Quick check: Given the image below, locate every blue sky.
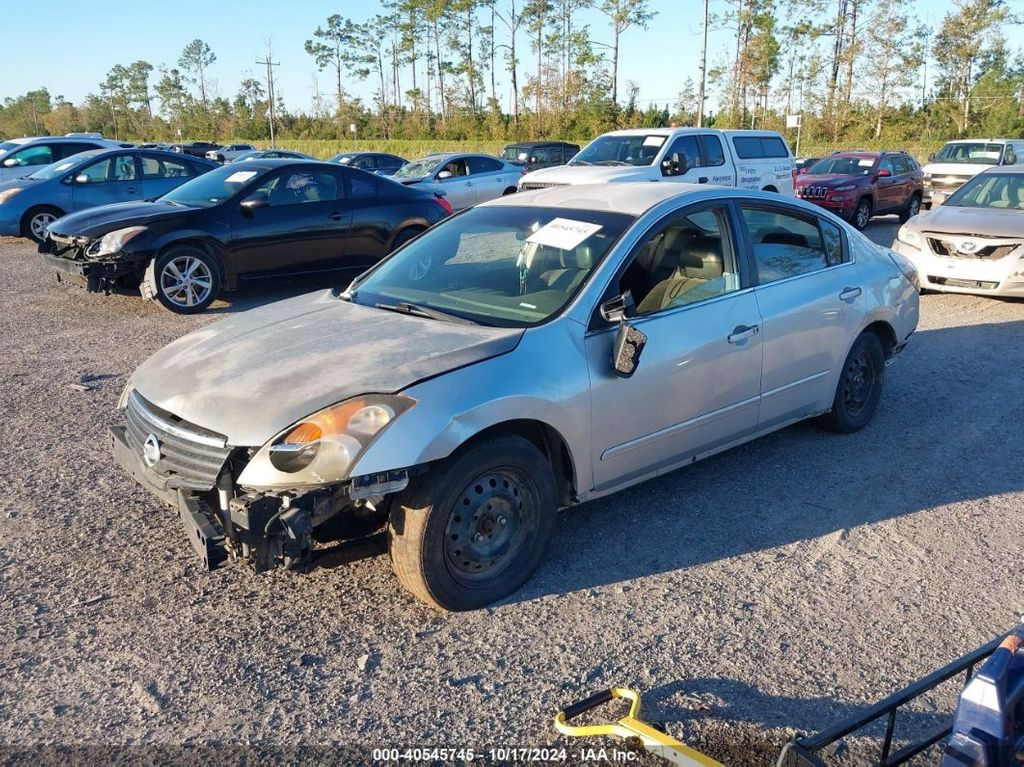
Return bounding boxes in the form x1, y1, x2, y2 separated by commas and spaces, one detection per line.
2, 0, 1018, 114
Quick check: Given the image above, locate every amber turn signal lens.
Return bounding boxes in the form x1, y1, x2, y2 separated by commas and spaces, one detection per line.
283, 422, 322, 444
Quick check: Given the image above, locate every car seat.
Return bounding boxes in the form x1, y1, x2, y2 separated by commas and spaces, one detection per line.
637, 236, 724, 314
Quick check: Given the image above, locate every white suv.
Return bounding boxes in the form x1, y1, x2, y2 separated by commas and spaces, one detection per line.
519, 128, 795, 195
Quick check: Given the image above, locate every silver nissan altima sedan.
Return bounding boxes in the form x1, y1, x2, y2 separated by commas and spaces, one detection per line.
111, 183, 920, 610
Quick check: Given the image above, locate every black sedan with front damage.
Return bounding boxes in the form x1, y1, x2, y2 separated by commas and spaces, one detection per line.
40, 160, 451, 313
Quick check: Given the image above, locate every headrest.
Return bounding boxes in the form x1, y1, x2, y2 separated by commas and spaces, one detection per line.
761, 230, 809, 248
679, 236, 723, 280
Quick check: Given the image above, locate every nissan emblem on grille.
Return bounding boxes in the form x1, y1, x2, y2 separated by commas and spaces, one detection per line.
143, 433, 162, 467
958, 240, 978, 253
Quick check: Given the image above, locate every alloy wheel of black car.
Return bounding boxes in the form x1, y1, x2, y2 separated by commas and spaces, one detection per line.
387, 435, 557, 611
853, 198, 872, 230
142, 246, 221, 314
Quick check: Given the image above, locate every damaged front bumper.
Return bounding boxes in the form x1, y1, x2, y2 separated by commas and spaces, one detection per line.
39, 236, 146, 292
110, 422, 410, 574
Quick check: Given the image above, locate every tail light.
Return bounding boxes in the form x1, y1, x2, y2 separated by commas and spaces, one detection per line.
434, 194, 453, 216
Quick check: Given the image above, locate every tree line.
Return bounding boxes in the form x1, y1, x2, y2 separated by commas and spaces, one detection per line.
1, 0, 1020, 151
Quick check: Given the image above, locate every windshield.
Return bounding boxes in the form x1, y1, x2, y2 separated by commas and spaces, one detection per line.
944, 173, 1024, 209
502, 146, 529, 162
808, 156, 876, 176
160, 165, 264, 208
27, 152, 94, 180
571, 135, 665, 166
932, 142, 1004, 165
350, 206, 635, 327
395, 156, 442, 179
331, 154, 355, 164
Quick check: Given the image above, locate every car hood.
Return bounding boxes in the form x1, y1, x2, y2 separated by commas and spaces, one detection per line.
128, 290, 524, 447
797, 174, 864, 187
912, 205, 1024, 239
48, 200, 192, 237
922, 162, 993, 177
0, 176, 45, 192
522, 165, 654, 184
388, 175, 431, 186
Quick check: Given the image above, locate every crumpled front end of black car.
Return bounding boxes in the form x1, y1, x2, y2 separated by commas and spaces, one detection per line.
38, 233, 148, 293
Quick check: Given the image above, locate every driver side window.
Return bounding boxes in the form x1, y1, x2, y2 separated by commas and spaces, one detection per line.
617, 206, 741, 316
664, 136, 702, 170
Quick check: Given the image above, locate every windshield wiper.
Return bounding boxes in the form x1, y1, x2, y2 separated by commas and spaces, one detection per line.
374, 301, 476, 325
594, 160, 630, 166
570, 160, 593, 166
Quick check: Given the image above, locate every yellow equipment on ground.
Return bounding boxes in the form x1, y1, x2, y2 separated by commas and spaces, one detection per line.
554, 687, 724, 767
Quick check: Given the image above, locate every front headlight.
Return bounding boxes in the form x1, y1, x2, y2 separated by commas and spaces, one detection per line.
897, 225, 923, 250
237, 394, 416, 489
833, 184, 856, 192
94, 225, 148, 257
0, 187, 23, 205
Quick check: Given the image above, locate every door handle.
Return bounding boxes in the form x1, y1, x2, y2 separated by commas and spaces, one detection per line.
328, 211, 344, 221
126, 187, 138, 193
698, 176, 709, 183
465, 181, 474, 186
727, 324, 759, 344
839, 286, 862, 301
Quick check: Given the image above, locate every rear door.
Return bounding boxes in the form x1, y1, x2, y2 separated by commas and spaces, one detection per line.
227, 166, 352, 279
586, 203, 763, 491
738, 203, 863, 430
70, 152, 142, 210
466, 155, 511, 203
140, 153, 196, 198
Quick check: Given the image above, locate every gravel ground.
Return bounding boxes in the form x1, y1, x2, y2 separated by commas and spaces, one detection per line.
1, 218, 1022, 765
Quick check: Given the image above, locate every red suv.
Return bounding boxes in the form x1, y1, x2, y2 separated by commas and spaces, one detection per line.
795, 151, 924, 230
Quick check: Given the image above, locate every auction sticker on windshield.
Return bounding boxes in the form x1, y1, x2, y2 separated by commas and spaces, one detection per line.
858, 159, 874, 167
643, 135, 666, 147
225, 171, 258, 183
526, 218, 603, 250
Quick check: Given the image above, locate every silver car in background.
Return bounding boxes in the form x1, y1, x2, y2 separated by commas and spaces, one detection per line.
388, 152, 522, 210
110, 184, 919, 610
205, 144, 255, 163
894, 166, 1024, 297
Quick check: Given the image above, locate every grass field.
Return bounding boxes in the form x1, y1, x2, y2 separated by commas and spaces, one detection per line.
252, 138, 944, 163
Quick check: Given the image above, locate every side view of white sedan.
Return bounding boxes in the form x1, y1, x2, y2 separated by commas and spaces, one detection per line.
112, 183, 920, 610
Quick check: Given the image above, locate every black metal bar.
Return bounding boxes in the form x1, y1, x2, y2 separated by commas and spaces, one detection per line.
796, 633, 1005, 752
880, 709, 897, 760
882, 722, 956, 766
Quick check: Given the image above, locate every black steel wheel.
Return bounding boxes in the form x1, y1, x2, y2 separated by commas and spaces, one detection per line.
821, 332, 886, 433
388, 435, 557, 611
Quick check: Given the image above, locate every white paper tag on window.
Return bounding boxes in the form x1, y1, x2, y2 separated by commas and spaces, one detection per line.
54, 162, 75, 172
858, 159, 874, 167
527, 218, 603, 250
225, 171, 258, 183
643, 135, 666, 148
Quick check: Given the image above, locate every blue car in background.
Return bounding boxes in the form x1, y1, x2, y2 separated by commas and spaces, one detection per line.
0, 148, 217, 242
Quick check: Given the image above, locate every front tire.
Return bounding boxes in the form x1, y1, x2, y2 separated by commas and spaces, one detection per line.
141, 245, 220, 314
502, 187, 518, 196
821, 333, 886, 433
22, 206, 63, 244
387, 435, 557, 611
852, 197, 872, 230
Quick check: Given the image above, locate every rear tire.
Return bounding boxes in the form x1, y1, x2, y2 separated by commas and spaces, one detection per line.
21, 206, 64, 244
899, 193, 921, 222
387, 435, 557, 611
821, 333, 886, 433
142, 245, 220, 314
389, 226, 424, 253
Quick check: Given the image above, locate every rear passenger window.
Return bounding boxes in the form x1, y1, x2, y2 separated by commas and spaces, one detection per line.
141, 155, 193, 179
759, 137, 790, 158
821, 219, 845, 266
741, 206, 834, 283
699, 135, 726, 166
467, 156, 504, 174
732, 136, 791, 160
349, 172, 379, 198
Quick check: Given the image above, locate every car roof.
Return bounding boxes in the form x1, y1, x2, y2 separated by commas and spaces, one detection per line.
978, 165, 1024, 175
483, 182, 806, 217
505, 140, 578, 148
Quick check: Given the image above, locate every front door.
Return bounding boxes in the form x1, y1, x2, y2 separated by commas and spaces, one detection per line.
659, 134, 737, 187
435, 157, 478, 210
586, 204, 763, 491
737, 203, 864, 430
227, 167, 352, 280
70, 152, 142, 210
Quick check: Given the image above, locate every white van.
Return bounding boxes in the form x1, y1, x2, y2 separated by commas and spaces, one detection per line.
519, 128, 795, 194
922, 139, 1024, 208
